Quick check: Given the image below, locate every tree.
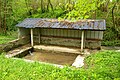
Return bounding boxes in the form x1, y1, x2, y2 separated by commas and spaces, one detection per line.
47, 0, 54, 12
0, 0, 2, 32
64, 0, 101, 20
3, 0, 7, 33
41, 0, 45, 13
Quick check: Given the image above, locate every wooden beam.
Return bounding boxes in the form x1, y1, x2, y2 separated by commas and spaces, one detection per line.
31, 28, 34, 47
84, 31, 86, 48
38, 29, 41, 43
18, 28, 20, 39
39, 35, 102, 41
81, 30, 84, 52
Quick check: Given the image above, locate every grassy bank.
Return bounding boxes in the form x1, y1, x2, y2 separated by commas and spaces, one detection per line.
0, 51, 120, 80
0, 31, 17, 44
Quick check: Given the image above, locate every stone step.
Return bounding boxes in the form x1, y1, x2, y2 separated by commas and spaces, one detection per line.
34, 45, 82, 54
6, 44, 32, 58
72, 55, 85, 68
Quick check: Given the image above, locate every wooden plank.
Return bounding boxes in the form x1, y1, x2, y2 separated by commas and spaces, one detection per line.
39, 29, 41, 43
18, 28, 20, 39
95, 31, 99, 39
90, 31, 95, 39
81, 31, 84, 52
99, 31, 103, 39
40, 35, 102, 41
31, 28, 34, 47
84, 31, 86, 48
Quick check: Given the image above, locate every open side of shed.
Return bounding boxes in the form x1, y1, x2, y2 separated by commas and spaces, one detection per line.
16, 18, 106, 52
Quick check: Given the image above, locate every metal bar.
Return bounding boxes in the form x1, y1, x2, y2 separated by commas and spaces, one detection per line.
31, 28, 34, 47
81, 30, 84, 52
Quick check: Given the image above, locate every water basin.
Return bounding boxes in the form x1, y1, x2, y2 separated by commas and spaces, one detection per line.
24, 50, 78, 65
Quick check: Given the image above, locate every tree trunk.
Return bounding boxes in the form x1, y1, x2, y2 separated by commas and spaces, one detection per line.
112, 2, 117, 29
47, 0, 54, 12
105, 0, 110, 12
0, 0, 2, 33
41, 0, 45, 13
25, 0, 32, 16
3, 0, 7, 34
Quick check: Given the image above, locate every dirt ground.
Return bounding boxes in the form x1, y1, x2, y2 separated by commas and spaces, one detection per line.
24, 51, 78, 65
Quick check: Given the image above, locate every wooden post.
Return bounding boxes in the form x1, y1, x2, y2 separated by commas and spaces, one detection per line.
81, 30, 84, 52
38, 29, 41, 44
31, 28, 34, 47
18, 28, 20, 39
84, 31, 86, 48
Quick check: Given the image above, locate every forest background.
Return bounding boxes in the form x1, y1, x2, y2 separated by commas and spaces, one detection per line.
0, 0, 120, 46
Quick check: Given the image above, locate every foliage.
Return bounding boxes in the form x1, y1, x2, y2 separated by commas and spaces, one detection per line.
102, 0, 120, 41
31, 9, 64, 18
0, 31, 17, 44
64, 0, 104, 20
0, 51, 120, 80
102, 40, 120, 46
85, 51, 120, 79
0, 0, 120, 46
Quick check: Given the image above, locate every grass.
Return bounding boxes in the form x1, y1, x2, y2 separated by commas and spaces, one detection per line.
0, 31, 120, 79
0, 31, 17, 44
0, 51, 120, 80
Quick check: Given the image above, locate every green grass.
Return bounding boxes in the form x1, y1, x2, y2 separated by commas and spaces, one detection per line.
0, 31, 17, 44
0, 51, 120, 80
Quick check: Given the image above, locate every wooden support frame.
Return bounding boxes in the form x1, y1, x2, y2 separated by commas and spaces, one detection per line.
18, 28, 20, 39
38, 28, 41, 43
31, 28, 34, 47
81, 30, 84, 52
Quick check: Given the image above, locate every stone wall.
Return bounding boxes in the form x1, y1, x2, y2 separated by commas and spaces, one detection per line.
17, 28, 102, 49
41, 37, 81, 47
39, 37, 101, 49
85, 41, 101, 49
0, 37, 30, 54
33, 28, 103, 49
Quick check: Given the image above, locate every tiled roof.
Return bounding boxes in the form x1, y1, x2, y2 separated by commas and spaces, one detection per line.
16, 18, 106, 30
